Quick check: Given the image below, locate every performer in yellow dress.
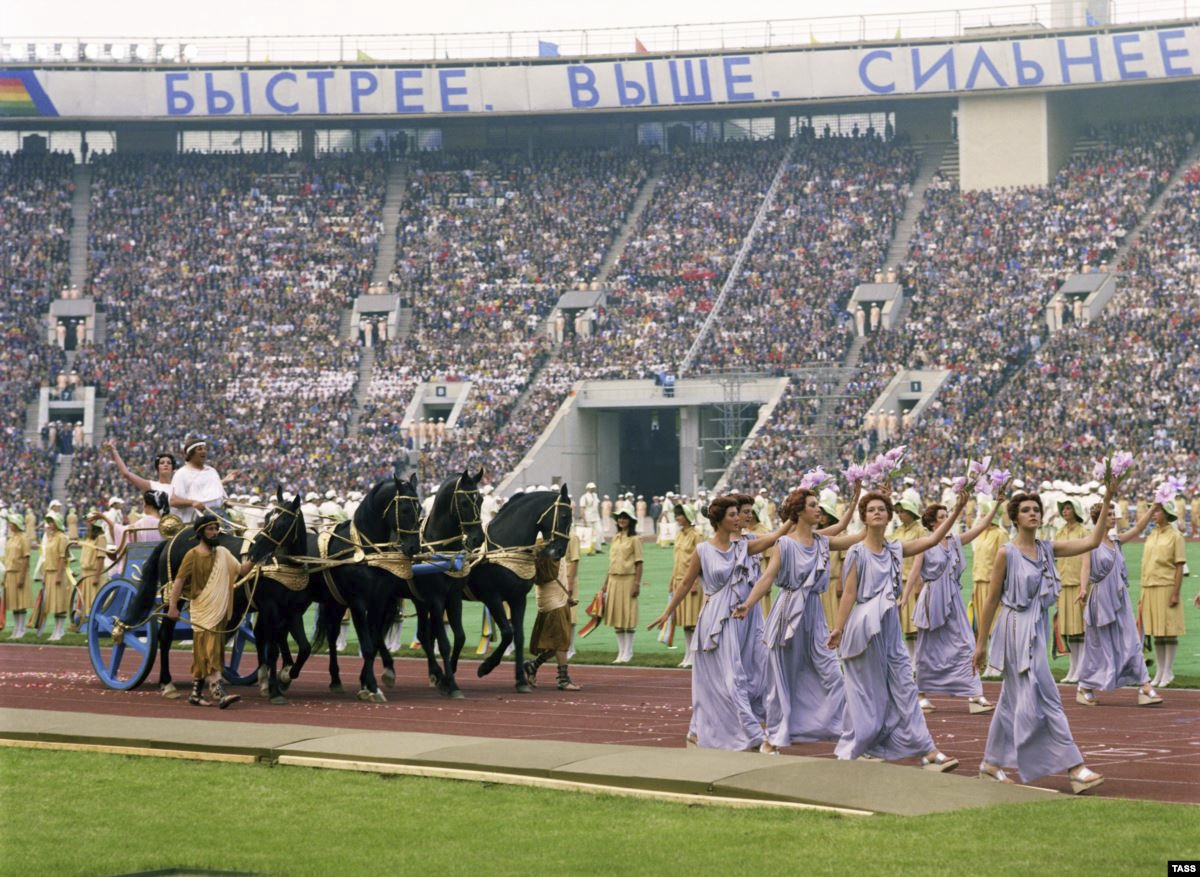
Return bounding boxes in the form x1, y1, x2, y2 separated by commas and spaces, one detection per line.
970, 499, 1009, 634
892, 497, 924, 668
74, 516, 109, 631
1055, 497, 1090, 683
602, 509, 643, 664
669, 503, 703, 667
4, 513, 32, 638
1140, 502, 1187, 687
41, 512, 75, 641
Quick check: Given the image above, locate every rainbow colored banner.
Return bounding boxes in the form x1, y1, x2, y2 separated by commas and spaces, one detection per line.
0, 70, 58, 117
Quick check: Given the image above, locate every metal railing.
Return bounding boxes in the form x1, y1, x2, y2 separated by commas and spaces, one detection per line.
2, 1, 1193, 65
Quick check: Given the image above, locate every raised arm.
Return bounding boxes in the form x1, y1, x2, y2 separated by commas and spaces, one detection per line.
733, 549, 782, 618
105, 441, 151, 493
972, 548, 1008, 673
902, 492, 967, 557
1053, 479, 1117, 558
746, 520, 791, 557
827, 528, 866, 552
961, 488, 1007, 546
647, 551, 701, 630
1116, 504, 1154, 545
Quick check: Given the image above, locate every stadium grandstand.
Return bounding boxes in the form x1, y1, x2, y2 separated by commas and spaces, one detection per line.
2, 0, 1198, 521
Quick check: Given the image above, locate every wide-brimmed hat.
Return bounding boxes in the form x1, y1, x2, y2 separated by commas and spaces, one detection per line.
44, 511, 65, 530
673, 503, 696, 525
1158, 502, 1179, 522
1058, 497, 1085, 523
6, 512, 24, 530
897, 498, 921, 518
818, 489, 839, 521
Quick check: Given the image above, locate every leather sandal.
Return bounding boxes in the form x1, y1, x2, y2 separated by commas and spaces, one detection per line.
968, 696, 994, 714
1137, 687, 1162, 706
1075, 688, 1097, 706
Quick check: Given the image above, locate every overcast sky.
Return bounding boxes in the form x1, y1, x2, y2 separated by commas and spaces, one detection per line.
10, 0, 1033, 37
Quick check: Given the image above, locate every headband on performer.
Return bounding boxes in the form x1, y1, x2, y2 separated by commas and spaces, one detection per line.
184, 440, 208, 458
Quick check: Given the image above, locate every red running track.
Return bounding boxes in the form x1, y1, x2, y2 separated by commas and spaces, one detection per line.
1, 644, 1197, 804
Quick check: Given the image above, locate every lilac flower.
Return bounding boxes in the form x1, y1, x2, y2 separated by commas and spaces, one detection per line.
842, 462, 868, 485
1154, 475, 1186, 506
799, 466, 833, 492
968, 455, 992, 478
1111, 451, 1134, 478
950, 476, 966, 494
1091, 458, 1107, 482
988, 469, 1010, 494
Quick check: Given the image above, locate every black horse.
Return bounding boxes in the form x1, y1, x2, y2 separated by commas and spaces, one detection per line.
466, 485, 573, 692
133, 509, 281, 697
247, 489, 322, 705
312, 474, 422, 702
405, 469, 485, 698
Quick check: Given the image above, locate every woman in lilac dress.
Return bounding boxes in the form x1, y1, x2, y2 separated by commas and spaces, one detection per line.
649, 495, 787, 751
973, 483, 1117, 793
1076, 499, 1161, 707
733, 483, 862, 753
901, 488, 1008, 714
827, 489, 967, 770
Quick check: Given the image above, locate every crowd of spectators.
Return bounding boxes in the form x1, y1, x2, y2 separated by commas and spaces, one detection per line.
0, 152, 72, 511
825, 119, 1199, 500
67, 152, 384, 503
909, 160, 1200, 498
8, 122, 1198, 514
695, 131, 916, 374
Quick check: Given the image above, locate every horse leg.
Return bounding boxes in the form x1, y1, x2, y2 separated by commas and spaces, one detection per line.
431, 596, 462, 699
447, 588, 466, 679
156, 616, 176, 688
253, 612, 271, 697
415, 603, 443, 688
476, 593, 514, 678
378, 594, 397, 690
281, 610, 311, 689
324, 603, 345, 693
350, 601, 384, 703
510, 590, 533, 693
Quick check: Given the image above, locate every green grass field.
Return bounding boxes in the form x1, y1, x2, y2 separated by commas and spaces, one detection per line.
5, 539, 1199, 686
0, 748, 1195, 877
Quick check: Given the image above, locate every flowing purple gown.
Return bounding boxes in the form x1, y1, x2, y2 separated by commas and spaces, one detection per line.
1077, 541, 1149, 691
982, 541, 1083, 782
762, 535, 846, 746
688, 539, 766, 750
834, 541, 936, 761
913, 533, 984, 697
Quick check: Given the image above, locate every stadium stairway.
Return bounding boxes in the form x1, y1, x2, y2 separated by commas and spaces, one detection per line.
595, 155, 665, 284
1111, 137, 1200, 268
369, 160, 408, 290
51, 454, 72, 505
935, 141, 959, 185
680, 137, 799, 375
346, 345, 375, 439
68, 162, 91, 291
882, 140, 948, 271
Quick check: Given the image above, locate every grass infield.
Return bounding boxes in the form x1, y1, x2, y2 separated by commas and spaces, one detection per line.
0, 748, 1197, 877
4, 539, 1198, 687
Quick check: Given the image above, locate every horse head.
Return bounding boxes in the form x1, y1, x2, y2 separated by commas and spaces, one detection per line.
453, 467, 485, 552
248, 487, 304, 564
536, 483, 574, 560
389, 473, 423, 557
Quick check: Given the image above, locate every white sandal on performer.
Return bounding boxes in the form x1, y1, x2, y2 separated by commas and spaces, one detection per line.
920, 751, 959, 772
1137, 686, 1162, 706
968, 696, 994, 714
1069, 766, 1104, 794
979, 764, 1014, 784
